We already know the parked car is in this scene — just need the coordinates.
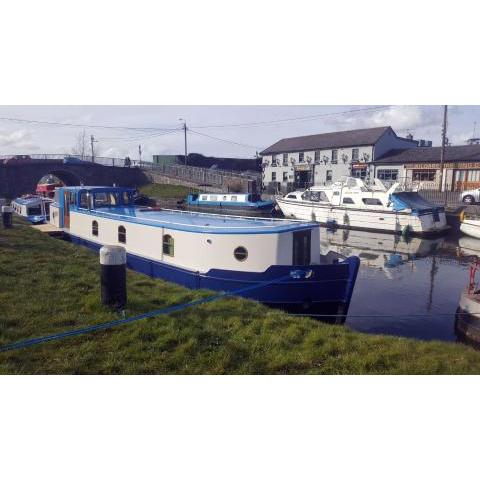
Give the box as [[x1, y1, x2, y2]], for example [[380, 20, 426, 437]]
[[460, 188, 480, 204]]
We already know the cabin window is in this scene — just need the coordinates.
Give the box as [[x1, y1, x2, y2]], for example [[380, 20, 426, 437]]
[[286, 194, 297, 199], [118, 225, 126, 244], [234, 246, 248, 262], [92, 220, 98, 236], [95, 192, 118, 207], [309, 191, 325, 202], [342, 197, 355, 204], [163, 235, 174, 256], [201, 195, 208, 201], [222, 195, 227, 201], [362, 198, 383, 206], [282, 153, 289, 166], [301, 191, 311, 201], [231, 195, 237, 202], [331, 150, 338, 164], [210, 195, 218, 201], [80, 192, 88, 208], [28, 206, 42, 215]]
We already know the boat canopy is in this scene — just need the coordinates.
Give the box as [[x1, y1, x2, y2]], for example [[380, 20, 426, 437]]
[[390, 192, 444, 214]]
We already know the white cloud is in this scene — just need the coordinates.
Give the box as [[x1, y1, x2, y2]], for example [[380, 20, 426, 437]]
[[0, 129, 39, 150], [325, 106, 443, 134]]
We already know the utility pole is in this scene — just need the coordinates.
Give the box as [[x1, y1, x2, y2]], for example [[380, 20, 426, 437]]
[[90, 134, 97, 163], [438, 105, 448, 195], [179, 118, 188, 165]]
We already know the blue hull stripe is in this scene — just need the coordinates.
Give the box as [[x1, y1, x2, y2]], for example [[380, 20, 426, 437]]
[[66, 234, 360, 311]]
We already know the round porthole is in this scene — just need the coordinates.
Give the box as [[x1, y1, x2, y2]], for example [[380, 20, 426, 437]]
[[234, 246, 248, 262]]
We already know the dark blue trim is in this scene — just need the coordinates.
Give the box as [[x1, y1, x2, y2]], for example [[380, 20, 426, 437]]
[[65, 233, 360, 314]]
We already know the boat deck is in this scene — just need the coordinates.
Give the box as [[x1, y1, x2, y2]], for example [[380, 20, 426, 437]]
[[74, 206, 318, 234]]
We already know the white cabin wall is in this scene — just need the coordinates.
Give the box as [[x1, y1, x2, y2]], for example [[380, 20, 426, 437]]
[[68, 211, 297, 273]]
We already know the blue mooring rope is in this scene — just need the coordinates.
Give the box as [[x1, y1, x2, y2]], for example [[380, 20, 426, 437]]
[[0, 271, 310, 353]]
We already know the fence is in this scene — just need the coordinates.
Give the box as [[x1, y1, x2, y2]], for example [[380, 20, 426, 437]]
[[0, 153, 140, 168], [142, 162, 261, 188]]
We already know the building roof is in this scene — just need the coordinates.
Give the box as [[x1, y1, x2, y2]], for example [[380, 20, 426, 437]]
[[375, 145, 480, 164], [260, 126, 400, 155]]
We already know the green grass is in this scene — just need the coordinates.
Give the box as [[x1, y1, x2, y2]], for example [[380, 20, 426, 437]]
[[139, 183, 198, 199], [2, 218, 480, 374]]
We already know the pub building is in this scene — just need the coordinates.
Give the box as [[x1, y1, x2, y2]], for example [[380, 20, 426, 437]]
[[372, 145, 480, 191]]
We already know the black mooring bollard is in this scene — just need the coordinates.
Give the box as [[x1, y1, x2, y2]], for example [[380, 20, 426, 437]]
[[100, 245, 127, 309], [2, 206, 13, 228]]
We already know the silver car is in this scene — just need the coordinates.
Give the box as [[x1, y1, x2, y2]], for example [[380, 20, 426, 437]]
[[460, 187, 480, 204]]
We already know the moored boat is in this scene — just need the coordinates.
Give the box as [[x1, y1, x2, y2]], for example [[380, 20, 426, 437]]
[[186, 192, 274, 215], [455, 260, 480, 347], [11, 195, 53, 224], [48, 186, 360, 317], [275, 177, 448, 236], [459, 209, 480, 239]]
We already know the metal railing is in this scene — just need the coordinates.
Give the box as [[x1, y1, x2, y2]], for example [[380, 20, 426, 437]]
[[143, 162, 261, 187], [0, 153, 141, 168]]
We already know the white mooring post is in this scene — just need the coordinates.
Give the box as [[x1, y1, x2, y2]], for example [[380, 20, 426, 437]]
[[99, 245, 127, 309], [2, 205, 13, 228]]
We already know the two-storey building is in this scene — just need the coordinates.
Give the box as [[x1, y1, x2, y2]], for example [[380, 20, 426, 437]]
[[260, 126, 417, 192]]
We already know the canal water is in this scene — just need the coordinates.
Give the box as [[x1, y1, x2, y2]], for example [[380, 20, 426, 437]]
[[320, 228, 480, 343]]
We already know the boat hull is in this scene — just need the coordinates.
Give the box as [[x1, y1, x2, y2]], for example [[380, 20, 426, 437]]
[[276, 198, 448, 237], [460, 220, 480, 239], [65, 232, 360, 320]]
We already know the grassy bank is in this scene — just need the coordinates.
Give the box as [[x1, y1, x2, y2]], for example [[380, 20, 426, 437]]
[[139, 183, 197, 200], [2, 219, 480, 374]]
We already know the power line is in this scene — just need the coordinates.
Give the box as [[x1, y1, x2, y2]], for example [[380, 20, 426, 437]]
[[190, 105, 392, 129], [97, 128, 182, 142], [0, 115, 178, 132], [189, 129, 261, 150]]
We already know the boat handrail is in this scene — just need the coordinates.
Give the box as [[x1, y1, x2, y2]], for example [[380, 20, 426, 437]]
[[75, 207, 316, 230]]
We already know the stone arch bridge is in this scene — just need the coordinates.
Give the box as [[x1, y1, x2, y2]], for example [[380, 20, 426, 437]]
[[0, 161, 149, 199]]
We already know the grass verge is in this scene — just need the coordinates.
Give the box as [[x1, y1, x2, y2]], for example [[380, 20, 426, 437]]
[[1, 218, 480, 374]]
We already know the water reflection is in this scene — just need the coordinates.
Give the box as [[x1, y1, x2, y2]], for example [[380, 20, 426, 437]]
[[319, 227, 479, 343]]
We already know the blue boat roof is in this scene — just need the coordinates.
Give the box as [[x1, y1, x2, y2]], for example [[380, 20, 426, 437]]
[[77, 207, 318, 234], [13, 196, 51, 205]]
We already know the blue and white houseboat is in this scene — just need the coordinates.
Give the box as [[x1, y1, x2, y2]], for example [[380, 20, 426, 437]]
[[48, 186, 360, 317], [186, 192, 274, 213], [11, 195, 53, 224]]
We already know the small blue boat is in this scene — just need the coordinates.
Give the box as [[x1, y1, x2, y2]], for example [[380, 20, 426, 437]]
[[187, 192, 274, 211], [11, 195, 52, 224]]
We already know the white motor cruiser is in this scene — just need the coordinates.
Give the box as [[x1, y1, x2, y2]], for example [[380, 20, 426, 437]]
[[275, 177, 448, 236]]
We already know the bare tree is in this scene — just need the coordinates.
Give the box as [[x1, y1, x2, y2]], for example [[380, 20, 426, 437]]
[[72, 130, 88, 160]]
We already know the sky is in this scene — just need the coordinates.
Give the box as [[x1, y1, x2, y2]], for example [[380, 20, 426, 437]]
[[0, 105, 479, 161]]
